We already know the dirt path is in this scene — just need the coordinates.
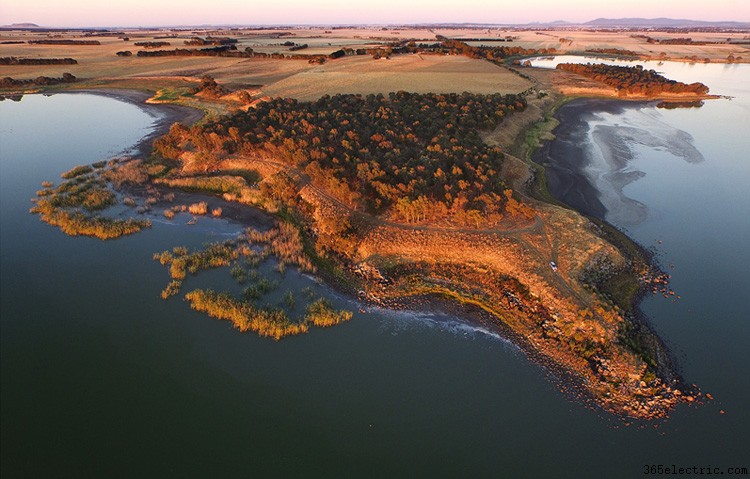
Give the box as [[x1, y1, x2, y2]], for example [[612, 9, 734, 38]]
[[218, 154, 593, 311]]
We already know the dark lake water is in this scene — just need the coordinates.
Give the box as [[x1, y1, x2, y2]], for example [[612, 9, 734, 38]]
[[1, 74, 748, 477]]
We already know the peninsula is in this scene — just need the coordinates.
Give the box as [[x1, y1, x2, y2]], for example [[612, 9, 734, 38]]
[[4, 24, 734, 419]]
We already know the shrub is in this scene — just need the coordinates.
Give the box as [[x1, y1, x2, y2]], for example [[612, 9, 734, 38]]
[[305, 299, 353, 327], [61, 165, 93, 179], [188, 202, 208, 215], [105, 160, 148, 188]]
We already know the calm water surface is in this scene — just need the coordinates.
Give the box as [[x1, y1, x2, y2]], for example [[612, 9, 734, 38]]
[[1, 80, 748, 477]]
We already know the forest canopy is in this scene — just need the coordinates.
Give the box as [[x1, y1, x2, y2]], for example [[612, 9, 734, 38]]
[[155, 91, 529, 223], [556, 62, 709, 96]]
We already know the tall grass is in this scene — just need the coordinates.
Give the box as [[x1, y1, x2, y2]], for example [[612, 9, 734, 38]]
[[245, 222, 316, 273], [154, 175, 248, 196], [31, 160, 151, 239], [185, 289, 352, 340], [31, 199, 150, 239], [61, 164, 93, 179], [186, 289, 309, 340], [305, 299, 353, 327]]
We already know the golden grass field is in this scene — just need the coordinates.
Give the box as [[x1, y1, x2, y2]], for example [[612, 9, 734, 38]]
[[0, 35, 313, 88], [262, 54, 533, 100], [2, 26, 746, 99], [446, 28, 750, 61]]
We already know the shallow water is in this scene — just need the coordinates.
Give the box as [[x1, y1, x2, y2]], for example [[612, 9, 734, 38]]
[[1, 87, 748, 477], [533, 55, 750, 468]]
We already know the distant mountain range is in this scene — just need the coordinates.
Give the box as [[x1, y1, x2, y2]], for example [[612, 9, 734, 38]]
[[582, 18, 750, 28], [421, 18, 750, 29], [3, 23, 40, 28]]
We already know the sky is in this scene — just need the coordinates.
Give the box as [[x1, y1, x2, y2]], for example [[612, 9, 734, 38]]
[[1, 0, 748, 28]]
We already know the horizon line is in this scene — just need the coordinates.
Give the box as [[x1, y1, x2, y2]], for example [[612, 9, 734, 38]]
[[5, 18, 750, 30]]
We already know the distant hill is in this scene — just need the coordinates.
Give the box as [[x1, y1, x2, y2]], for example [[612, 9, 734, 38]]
[[584, 18, 750, 28], [3, 23, 40, 28], [403, 18, 750, 30]]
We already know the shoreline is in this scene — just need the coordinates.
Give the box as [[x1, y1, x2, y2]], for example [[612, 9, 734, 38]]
[[526, 50, 749, 67], [532, 97, 705, 226], [45, 88, 205, 157], [30, 86, 686, 418], [531, 98, 611, 220], [66, 89, 616, 415], [529, 95, 685, 384], [380, 292, 620, 418]]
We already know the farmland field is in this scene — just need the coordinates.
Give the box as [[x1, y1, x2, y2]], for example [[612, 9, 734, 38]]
[[262, 54, 533, 100]]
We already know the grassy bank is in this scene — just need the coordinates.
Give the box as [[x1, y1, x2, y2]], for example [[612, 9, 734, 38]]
[[512, 94, 574, 207], [511, 89, 677, 390], [513, 92, 652, 310]]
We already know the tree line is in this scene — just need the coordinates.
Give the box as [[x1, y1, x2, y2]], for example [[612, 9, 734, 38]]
[[129, 35, 554, 64], [133, 41, 171, 48], [155, 91, 533, 225], [134, 45, 329, 63], [556, 63, 709, 96], [584, 48, 639, 57], [27, 39, 100, 45], [633, 35, 725, 45], [1, 72, 77, 88], [184, 36, 238, 46], [0, 57, 77, 65]]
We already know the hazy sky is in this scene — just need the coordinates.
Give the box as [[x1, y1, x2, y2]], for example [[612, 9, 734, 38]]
[[1, 0, 748, 27]]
